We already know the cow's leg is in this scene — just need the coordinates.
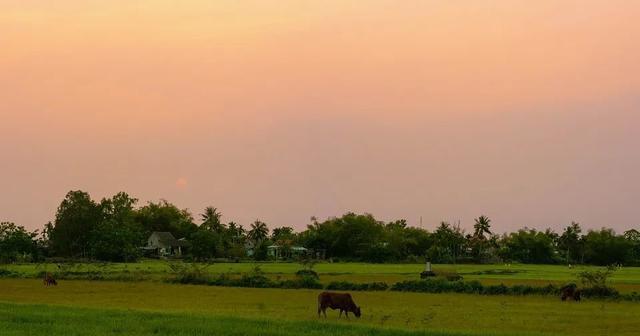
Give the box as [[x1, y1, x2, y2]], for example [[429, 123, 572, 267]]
[[339, 310, 343, 318], [345, 311, 350, 320], [323, 308, 327, 318]]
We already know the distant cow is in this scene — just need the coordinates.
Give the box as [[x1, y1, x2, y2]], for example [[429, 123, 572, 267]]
[[43, 273, 57, 286], [317, 292, 361, 318], [560, 285, 580, 301]]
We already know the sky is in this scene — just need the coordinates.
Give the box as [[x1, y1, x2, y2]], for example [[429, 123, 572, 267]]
[[1, 0, 639, 233]]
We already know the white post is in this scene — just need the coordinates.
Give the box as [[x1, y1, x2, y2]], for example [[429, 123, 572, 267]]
[[426, 261, 432, 272]]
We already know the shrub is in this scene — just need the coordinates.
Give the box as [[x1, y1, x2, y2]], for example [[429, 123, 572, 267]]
[[280, 276, 323, 289], [483, 284, 509, 295], [295, 269, 319, 279], [576, 266, 619, 298], [367, 282, 390, 291], [0, 269, 18, 277], [510, 284, 559, 296], [326, 281, 389, 291], [581, 286, 619, 298], [391, 279, 482, 294], [237, 274, 272, 288], [390, 279, 556, 296], [578, 266, 615, 288], [166, 262, 211, 285]]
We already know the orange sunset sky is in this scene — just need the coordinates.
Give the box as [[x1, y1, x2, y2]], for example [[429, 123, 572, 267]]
[[1, 1, 639, 232]]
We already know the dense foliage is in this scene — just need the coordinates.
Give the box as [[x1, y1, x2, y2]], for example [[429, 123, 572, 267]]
[[3, 189, 640, 265], [0, 222, 40, 262]]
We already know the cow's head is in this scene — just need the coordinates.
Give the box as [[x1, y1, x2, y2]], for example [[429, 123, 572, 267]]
[[354, 306, 361, 318]]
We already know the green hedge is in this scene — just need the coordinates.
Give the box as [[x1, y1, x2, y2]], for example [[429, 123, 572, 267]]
[[326, 281, 389, 291], [391, 279, 560, 296], [168, 273, 324, 290]]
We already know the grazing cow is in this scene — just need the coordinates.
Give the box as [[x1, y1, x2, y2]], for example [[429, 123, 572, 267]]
[[43, 273, 57, 286], [317, 292, 361, 318], [560, 285, 580, 301]]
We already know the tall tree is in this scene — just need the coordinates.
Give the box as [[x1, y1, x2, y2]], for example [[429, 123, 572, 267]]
[[200, 206, 225, 233], [227, 222, 245, 243], [50, 190, 102, 257], [583, 228, 632, 265], [190, 229, 221, 260], [248, 220, 269, 243], [428, 222, 466, 263], [558, 222, 583, 264], [624, 229, 640, 264], [135, 200, 197, 239], [89, 192, 143, 262], [499, 228, 557, 264], [271, 226, 294, 242], [473, 216, 492, 239], [0, 222, 38, 262], [470, 216, 493, 262]]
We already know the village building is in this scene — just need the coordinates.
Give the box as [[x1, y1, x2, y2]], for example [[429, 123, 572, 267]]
[[267, 245, 309, 259], [143, 231, 190, 257]]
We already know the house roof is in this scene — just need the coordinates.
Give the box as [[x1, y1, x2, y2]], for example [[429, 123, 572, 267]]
[[150, 231, 189, 247]]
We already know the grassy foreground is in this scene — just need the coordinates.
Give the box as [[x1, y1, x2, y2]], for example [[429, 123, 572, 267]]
[[0, 302, 501, 336], [1, 279, 639, 335]]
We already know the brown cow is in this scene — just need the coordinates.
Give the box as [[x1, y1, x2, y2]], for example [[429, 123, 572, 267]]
[[317, 292, 361, 318], [43, 273, 57, 286], [560, 285, 581, 301]]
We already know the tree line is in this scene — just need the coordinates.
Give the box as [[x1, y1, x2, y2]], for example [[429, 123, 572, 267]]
[[1, 190, 640, 265]]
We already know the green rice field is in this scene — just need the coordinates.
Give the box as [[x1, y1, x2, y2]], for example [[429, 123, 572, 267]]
[[1, 278, 639, 336], [4, 261, 640, 292]]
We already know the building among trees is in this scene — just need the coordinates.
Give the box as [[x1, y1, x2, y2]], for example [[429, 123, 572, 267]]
[[143, 231, 190, 257]]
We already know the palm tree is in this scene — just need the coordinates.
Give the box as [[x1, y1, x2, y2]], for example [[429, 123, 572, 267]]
[[227, 222, 245, 243], [201, 207, 225, 233], [248, 220, 269, 243], [471, 216, 492, 263], [473, 216, 492, 239], [559, 222, 583, 264]]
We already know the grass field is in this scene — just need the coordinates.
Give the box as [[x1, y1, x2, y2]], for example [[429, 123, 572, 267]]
[[0, 302, 521, 336], [1, 278, 639, 336], [5, 261, 640, 292]]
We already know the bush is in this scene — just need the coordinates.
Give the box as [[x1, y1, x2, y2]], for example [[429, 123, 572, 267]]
[[621, 292, 640, 301], [166, 262, 211, 285], [581, 286, 619, 298], [483, 284, 509, 295], [578, 266, 615, 288], [510, 284, 559, 296], [173, 264, 323, 290], [391, 279, 483, 294], [237, 274, 272, 288], [576, 266, 619, 298], [295, 269, 319, 279], [280, 276, 323, 289], [0, 269, 18, 277], [390, 279, 558, 296], [326, 281, 389, 291]]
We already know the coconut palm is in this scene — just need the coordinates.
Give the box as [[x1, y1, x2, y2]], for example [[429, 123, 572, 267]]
[[200, 206, 225, 233], [248, 220, 269, 243], [227, 222, 245, 243], [473, 215, 492, 239]]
